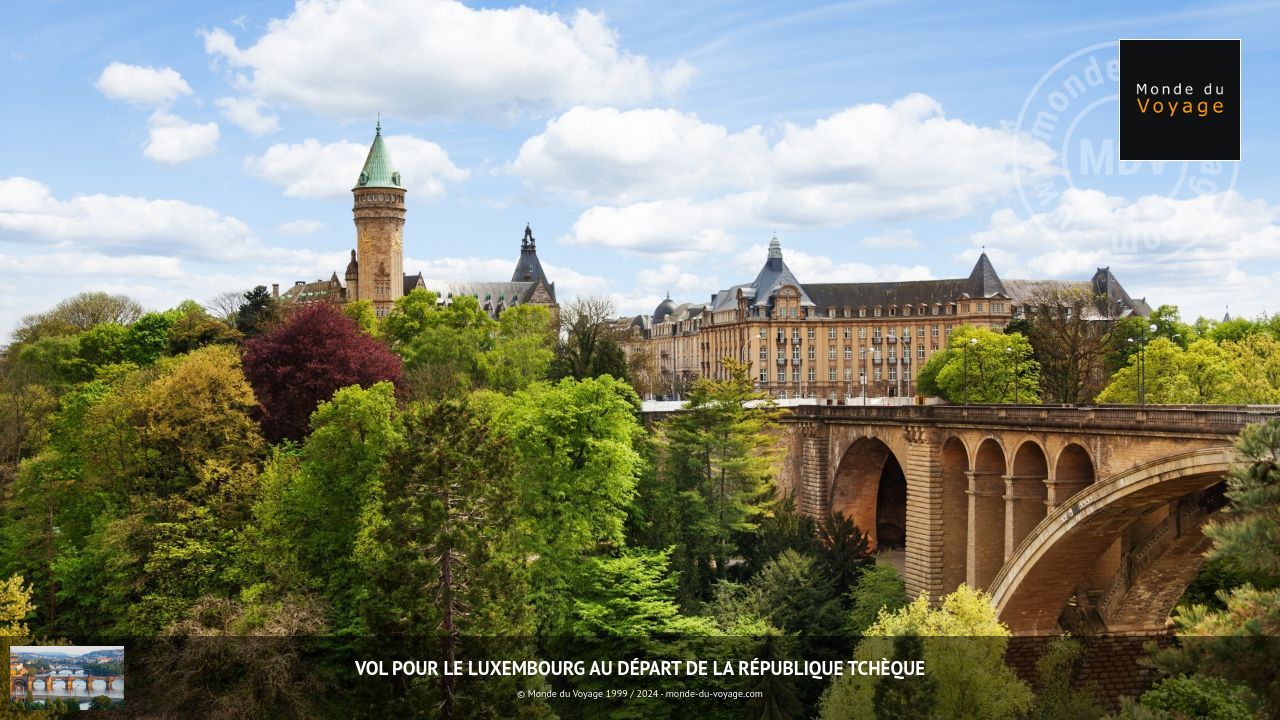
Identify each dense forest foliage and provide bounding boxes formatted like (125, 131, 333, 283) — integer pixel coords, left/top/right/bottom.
(0, 289, 1277, 718)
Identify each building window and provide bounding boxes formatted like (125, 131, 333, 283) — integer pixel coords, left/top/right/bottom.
(874, 307, 882, 317)
(904, 306, 911, 316)
(859, 307, 867, 317)
(859, 348, 867, 360)
(917, 345, 925, 358)
(844, 346, 852, 360)
(792, 347, 800, 361)
(874, 369, 882, 381)
(845, 367, 852, 381)
(807, 328, 815, 340)
(843, 327, 852, 339)
(828, 308, 835, 318)
(858, 327, 866, 339)
(828, 328, 837, 340)
(859, 369, 866, 382)
(778, 370, 786, 383)
(759, 328, 767, 339)
(873, 328, 882, 340)
(889, 368, 897, 381)
(808, 347, 816, 360)
(792, 369, 800, 383)
(931, 324, 939, 337)
(977, 302, 984, 312)
(759, 368, 768, 382)
(889, 306, 897, 316)
(917, 327, 925, 337)
(932, 343, 939, 352)
(992, 302, 1004, 312)
(945, 326, 953, 337)
(760, 347, 767, 359)
(829, 368, 837, 381)
(808, 368, 816, 381)
(828, 347, 836, 360)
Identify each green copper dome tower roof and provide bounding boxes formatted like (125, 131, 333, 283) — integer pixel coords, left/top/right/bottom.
(353, 120, 403, 190)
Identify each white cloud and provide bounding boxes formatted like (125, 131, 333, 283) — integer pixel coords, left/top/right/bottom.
(96, 62, 192, 107)
(215, 96, 279, 135)
(0, 252, 186, 279)
(530, 95, 1056, 256)
(246, 134, 468, 199)
(565, 195, 758, 260)
(144, 112, 220, 164)
(510, 106, 767, 204)
(861, 229, 920, 250)
(969, 188, 1280, 320)
(0, 176, 255, 261)
(202, 0, 691, 120)
(734, 242, 934, 284)
(635, 263, 718, 299)
(276, 219, 325, 236)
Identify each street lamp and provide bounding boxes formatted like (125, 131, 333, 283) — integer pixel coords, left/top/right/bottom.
(1006, 346, 1017, 404)
(963, 337, 978, 404)
(1129, 323, 1158, 405)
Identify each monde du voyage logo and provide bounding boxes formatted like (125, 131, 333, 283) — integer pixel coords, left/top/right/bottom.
(1120, 39, 1241, 161)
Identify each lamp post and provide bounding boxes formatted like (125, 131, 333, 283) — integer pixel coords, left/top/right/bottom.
(1006, 346, 1016, 404)
(963, 336, 978, 404)
(1128, 323, 1159, 405)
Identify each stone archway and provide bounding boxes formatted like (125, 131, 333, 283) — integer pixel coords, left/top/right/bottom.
(968, 438, 1007, 590)
(990, 447, 1235, 635)
(830, 437, 908, 558)
(1050, 443, 1095, 509)
(1007, 441, 1049, 560)
(941, 436, 969, 594)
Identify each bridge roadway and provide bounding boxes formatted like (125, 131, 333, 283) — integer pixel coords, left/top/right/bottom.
(9, 673, 123, 695)
(645, 402, 1279, 635)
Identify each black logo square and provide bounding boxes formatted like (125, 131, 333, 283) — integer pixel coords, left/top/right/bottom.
(1119, 39, 1240, 161)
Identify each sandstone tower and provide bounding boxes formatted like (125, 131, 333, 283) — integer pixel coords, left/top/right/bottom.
(351, 121, 405, 318)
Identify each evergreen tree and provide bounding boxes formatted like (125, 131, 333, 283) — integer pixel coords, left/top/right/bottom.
(234, 285, 278, 336)
(661, 359, 782, 605)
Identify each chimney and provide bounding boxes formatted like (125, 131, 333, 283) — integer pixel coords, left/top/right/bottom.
(272, 283, 279, 298)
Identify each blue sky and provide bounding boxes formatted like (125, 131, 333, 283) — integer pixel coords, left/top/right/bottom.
(2, 0, 1278, 339)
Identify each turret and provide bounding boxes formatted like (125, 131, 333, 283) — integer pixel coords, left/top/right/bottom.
(352, 120, 406, 317)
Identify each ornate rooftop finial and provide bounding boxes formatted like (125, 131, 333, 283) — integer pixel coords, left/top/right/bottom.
(522, 223, 535, 249)
(376, 112, 381, 134)
(767, 235, 782, 260)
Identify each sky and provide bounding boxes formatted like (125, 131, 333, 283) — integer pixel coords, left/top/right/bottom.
(2, 0, 1279, 340)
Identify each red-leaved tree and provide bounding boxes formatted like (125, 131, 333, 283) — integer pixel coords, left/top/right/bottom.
(242, 302, 401, 442)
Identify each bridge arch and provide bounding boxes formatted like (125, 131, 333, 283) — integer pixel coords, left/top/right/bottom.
(968, 437, 1007, 589)
(1051, 443, 1096, 508)
(940, 436, 969, 593)
(1007, 441, 1049, 560)
(990, 446, 1235, 635)
(830, 436, 907, 553)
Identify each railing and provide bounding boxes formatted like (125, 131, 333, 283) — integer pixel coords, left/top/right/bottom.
(780, 403, 1280, 434)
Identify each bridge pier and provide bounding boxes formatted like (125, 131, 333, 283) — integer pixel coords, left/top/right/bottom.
(967, 470, 1005, 590)
(1004, 473, 1048, 561)
(903, 427, 944, 601)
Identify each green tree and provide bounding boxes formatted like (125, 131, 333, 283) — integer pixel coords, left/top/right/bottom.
(75, 323, 127, 371)
(550, 296, 630, 382)
(571, 547, 714, 637)
(384, 290, 497, 399)
(485, 376, 644, 634)
(917, 326, 1038, 403)
(121, 310, 179, 365)
(13, 292, 142, 344)
(1016, 285, 1123, 403)
(1025, 635, 1105, 720)
(1096, 337, 1196, 404)
(661, 359, 782, 605)
(1222, 334, 1280, 404)
(250, 382, 399, 633)
(1119, 675, 1259, 720)
(341, 299, 377, 335)
(368, 399, 531, 718)
(478, 304, 555, 393)
(235, 285, 279, 336)
(749, 550, 845, 641)
(1153, 419, 1280, 715)
(820, 585, 1032, 720)
(165, 299, 240, 355)
(0, 574, 34, 634)
(845, 565, 907, 637)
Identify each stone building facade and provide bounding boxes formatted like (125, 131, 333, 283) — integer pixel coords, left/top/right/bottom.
(278, 123, 558, 320)
(620, 237, 1150, 400)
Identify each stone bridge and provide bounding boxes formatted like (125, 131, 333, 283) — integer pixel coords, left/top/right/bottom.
(9, 673, 123, 695)
(651, 403, 1279, 636)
